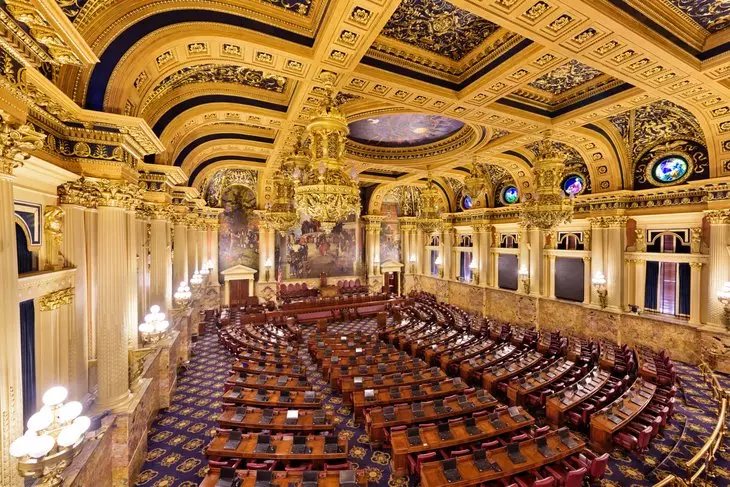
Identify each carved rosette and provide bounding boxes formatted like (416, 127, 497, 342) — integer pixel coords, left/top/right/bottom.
(0, 112, 45, 175)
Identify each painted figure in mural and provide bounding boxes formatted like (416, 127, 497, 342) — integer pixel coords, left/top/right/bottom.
(219, 185, 259, 271)
(286, 215, 357, 278)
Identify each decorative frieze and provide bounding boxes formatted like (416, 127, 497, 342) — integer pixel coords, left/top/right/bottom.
(38, 287, 74, 311)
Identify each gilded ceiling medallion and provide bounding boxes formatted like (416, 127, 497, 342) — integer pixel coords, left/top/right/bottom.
(380, 0, 501, 61)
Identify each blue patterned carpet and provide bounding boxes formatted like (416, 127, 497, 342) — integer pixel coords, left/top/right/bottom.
(134, 318, 729, 487)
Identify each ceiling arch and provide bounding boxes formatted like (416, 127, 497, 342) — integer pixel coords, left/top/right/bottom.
(178, 136, 272, 174)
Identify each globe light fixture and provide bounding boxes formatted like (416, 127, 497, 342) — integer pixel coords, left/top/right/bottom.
(138, 305, 170, 345)
(10, 386, 91, 486)
(592, 272, 608, 309)
(173, 281, 192, 307)
(716, 281, 730, 331)
(190, 270, 203, 286)
(519, 265, 530, 294)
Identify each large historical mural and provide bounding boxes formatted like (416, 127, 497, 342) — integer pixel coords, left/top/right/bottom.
(218, 185, 259, 272)
(380, 201, 401, 263)
(284, 214, 358, 279)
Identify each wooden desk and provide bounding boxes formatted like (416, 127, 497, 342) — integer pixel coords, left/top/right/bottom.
(481, 351, 543, 392)
(218, 407, 334, 432)
(419, 430, 585, 487)
(200, 469, 366, 487)
(410, 329, 462, 357)
(390, 407, 534, 477)
(636, 348, 660, 382)
(458, 344, 518, 382)
(313, 344, 394, 363)
(320, 351, 405, 377)
(506, 360, 574, 406)
(206, 432, 348, 462)
(330, 358, 428, 390)
(352, 379, 467, 422)
(423, 335, 477, 365)
(222, 388, 323, 409)
(224, 374, 311, 392)
(589, 380, 657, 452)
(439, 340, 495, 372)
(341, 368, 447, 405)
(545, 368, 611, 426)
(232, 361, 306, 378)
(237, 351, 301, 367)
(365, 390, 498, 446)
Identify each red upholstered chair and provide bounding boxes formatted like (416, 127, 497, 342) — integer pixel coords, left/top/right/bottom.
(449, 448, 472, 458)
(208, 458, 241, 469)
(543, 462, 586, 487)
(513, 471, 555, 487)
(532, 425, 551, 438)
(615, 424, 652, 452)
(284, 463, 312, 472)
(246, 460, 277, 471)
(407, 451, 438, 475)
(568, 451, 608, 483)
(566, 404, 594, 430)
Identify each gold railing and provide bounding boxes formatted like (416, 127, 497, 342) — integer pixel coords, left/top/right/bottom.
(653, 360, 728, 486)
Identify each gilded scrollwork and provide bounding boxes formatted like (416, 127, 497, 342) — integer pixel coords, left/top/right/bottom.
(38, 287, 74, 311)
(528, 60, 605, 95)
(0, 111, 45, 175)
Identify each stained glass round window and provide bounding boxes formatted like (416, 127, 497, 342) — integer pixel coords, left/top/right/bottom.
(462, 195, 473, 210)
(562, 175, 585, 196)
(652, 156, 688, 184)
(503, 186, 519, 204)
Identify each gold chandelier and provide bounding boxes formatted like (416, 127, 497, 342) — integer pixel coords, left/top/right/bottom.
(293, 73, 360, 233)
(263, 158, 299, 234)
(417, 174, 443, 233)
(520, 138, 574, 231)
(463, 155, 485, 199)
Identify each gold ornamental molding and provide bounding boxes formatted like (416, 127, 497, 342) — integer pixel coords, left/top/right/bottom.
(38, 286, 73, 311)
(0, 110, 45, 175)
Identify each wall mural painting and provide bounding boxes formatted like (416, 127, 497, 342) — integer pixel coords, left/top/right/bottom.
(218, 185, 259, 272)
(285, 213, 359, 279)
(380, 201, 401, 263)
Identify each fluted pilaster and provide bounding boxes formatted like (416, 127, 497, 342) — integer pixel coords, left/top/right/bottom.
(706, 210, 730, 325)
(172, 213, 188, 287)
(150, 208, 172, 310)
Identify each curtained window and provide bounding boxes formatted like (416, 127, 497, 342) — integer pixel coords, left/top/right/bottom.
(459, 252, 472, 281)
(644, 261, 659, 311)
(430, 250, 438, 276)
(643, 230, 692, 319)
(20, 299, 35, 425)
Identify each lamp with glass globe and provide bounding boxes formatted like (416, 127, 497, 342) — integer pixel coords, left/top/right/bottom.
(190, 270, 203, 286)
(592, 272, 608, 309)
(716, 281, 730, 331)
(10, 386, 92, 486)
(518, 265, 530, 294)
(138, 305, 170, 345)
(173, 281, 192, 307)
(199, 262, 210, 277)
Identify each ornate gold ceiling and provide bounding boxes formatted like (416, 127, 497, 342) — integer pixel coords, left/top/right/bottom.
(1, 0, 730, 211)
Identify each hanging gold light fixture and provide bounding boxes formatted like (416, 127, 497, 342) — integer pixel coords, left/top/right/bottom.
(520, 136, 573, 230)
(417, 173, 443, 233)
(263, 152, 299, 234)
(293, 72, 360, 233)
(463, 154, 485, 199)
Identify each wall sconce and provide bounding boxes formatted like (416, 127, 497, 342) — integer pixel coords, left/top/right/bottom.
(199, 262, 210, 277)
(409, 254, 416, 274)
(139, 305, 170, 346)
(190, 270, 203, 286)
(717, 281, 730, 331)
(10, 386, 92, 486)
(264, 257, 272, 282)
(372, 258, 380, 276)
(469, 259, 479, 285)
(518, 265, 530, 294)
(173, 281, 192, 307)
(434, 254, 443, 278)
(592, 272, 608, 309)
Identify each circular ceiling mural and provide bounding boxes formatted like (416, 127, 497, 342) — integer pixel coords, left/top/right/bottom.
(347, 114, 465, 148)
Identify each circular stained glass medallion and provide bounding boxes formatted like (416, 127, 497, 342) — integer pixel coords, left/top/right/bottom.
(652, 155, 689, 184)
(462, 195, 473, 210)
(503, 186, 519, 204)
(562, 175, 585, 196)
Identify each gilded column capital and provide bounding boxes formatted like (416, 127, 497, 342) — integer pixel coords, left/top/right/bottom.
(94, 179, 143, 210)
(588, 217, 609, 228)
(169, 206, 189, 226)
(472, 223, 492, 233)
(582, 256, 591, 264)
(43, 205, 63, 246)
(689, 261, 704, 270)
(605, 215, 629, 228)
(0, 112, 45, 176)
(705, 209, 730, 225)
(38, 287, 74, 311)
(58, 177, 97, 207)
(136, 203, 153, 221)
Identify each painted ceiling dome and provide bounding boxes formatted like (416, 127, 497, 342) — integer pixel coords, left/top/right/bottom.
(347, 114, 465, 148)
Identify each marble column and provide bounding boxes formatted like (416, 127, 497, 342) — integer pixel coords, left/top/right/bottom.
(134, 211, 147, 328)
(266, 226, 275, 282)
(188, 216, 199, 276)
(443, 224, 453, 280)
(706, 210, 729, 326)
(0, 122, 43, 487)
(477, 225, 490, 287)
(150, 208, 172, 311)
(590, 218, 606, 306)
(198, 224, 208, 270)
(605, 216, 627, 310)
(35, 291, 74, 404)
(690, 262, 703, 324)
(127, 209, 139, 349)
(470, 225, 480, 284)
(517, 225, 530, 294)
(548, 255, 557, 298)
(257, 222, 269, 284)
(416, 227, 424, 275)
(58, 190, 89, 398)
(209, 221, 220, 280)
(528, 227, 544, 296)
(582, 257, 592, 305)
(95, 183, 135, 411)
(634, 259, 646, 311)
(84, 208, 98, 367)
(172, 214, 188, 287)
